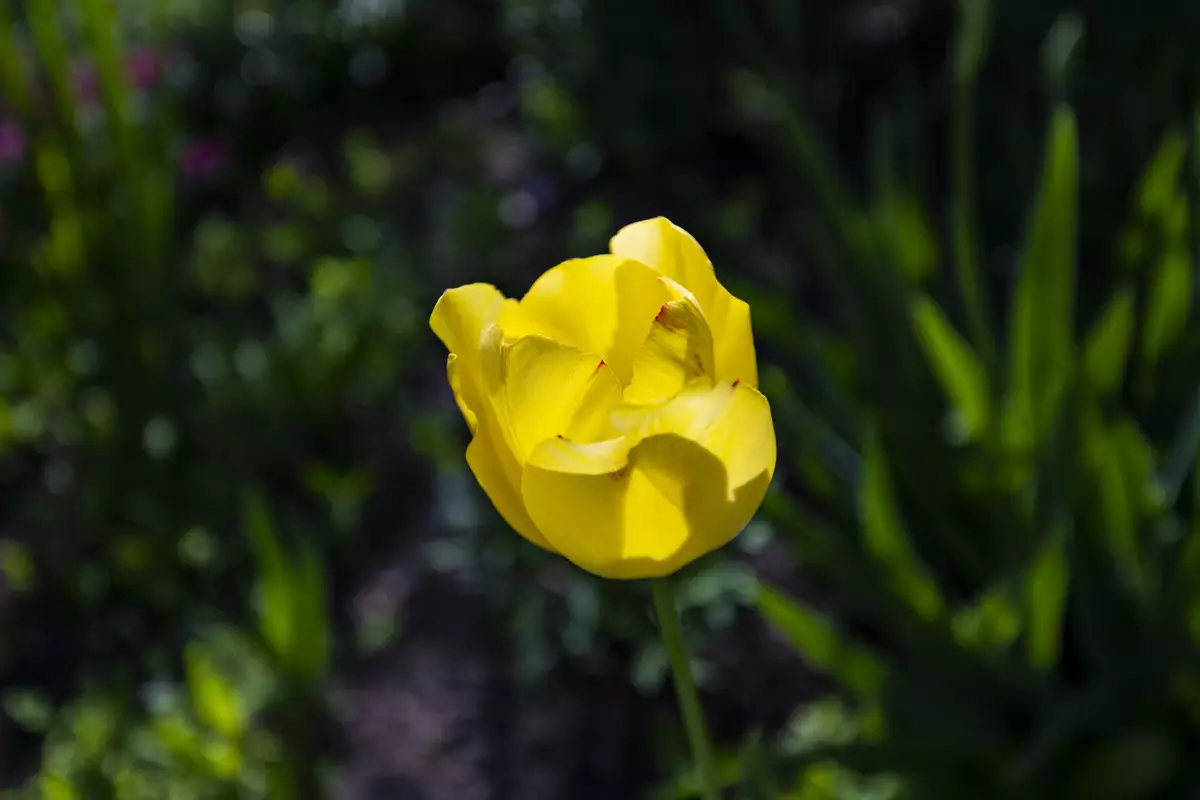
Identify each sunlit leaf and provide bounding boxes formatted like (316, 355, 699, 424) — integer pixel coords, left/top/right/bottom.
(1024, 533, 1069, 669)
(245, 491, 295, 666)
(1133, 130, 1187, 223)
(185, 643, 245, 738)
(1007, 104, 1078, 451)
(756, 582, 885, 697)
(1141, 242, 1192, 367)
(1082, 289, 1134, 395)
(952, 584, 1021, 653)
(910, 295, 990, 439)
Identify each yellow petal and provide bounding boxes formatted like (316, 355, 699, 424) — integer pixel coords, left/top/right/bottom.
(499, 255, 670, 384)
(610, 218, 759, 387)
(466, 429, 552, 551)
(623, 296, 715, 407)
(430, 284, 513, 422)
(521, 381, 776, 578)
(431, 286, 578, 554)
(480, 329, 624, 461)
(446, 354, 477, 434)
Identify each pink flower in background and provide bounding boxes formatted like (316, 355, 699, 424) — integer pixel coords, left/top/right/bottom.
(126, 49, 160, 89)
(0, 120, 24, 164)
(181, 138, 227, 181)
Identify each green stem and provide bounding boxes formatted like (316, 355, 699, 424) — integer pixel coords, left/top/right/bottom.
(652, 577, 720, 800)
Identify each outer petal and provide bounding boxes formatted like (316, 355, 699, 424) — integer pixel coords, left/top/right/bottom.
(431, 286, 551, 549)
(610, 218, 759, 388)
(466, 429, 546, 549)
(458, 327, 623, 553)
(430, 284, 513, 423)
(521, 381, 776, 578)
(499, 255, 671, 384)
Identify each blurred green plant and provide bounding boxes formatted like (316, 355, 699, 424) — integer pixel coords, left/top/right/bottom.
(670, 2, 1200, 798)
(8, 0, 1200, 796)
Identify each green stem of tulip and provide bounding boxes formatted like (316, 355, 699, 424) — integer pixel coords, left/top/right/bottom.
(652, 577, 720, 800)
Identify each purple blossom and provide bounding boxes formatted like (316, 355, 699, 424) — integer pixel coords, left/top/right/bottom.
(0, 120, 24, 163)
(180, 138, 227, 181)
(126, 49, 160, 90)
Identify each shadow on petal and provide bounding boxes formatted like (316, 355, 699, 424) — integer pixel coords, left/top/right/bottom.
(523, 434, 773, 579)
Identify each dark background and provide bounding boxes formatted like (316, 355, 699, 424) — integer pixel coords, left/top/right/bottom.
(2, 0, 1199, 797)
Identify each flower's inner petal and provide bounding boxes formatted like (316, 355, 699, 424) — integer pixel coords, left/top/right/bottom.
(609, 218, 759, 387)
(499, 255, 670, 385)
(623, 295, 715, 407)
(480, 329, 624, 463)
(521, 381, 776, 578)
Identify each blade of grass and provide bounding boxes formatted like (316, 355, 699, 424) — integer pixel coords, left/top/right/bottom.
(1024, 528, 1069, 669)
(1006, 103, 1079, 452)
(1083, 288, 1135, 396)
(909, 294, 991, 440)
(245, 491, 296, 668)
(1140, 241, 1192, 369)
(950, 0, 997, 370)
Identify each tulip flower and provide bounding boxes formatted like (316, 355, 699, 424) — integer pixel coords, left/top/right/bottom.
(430, 217, 776, 578)
(432, 217, 773, 798)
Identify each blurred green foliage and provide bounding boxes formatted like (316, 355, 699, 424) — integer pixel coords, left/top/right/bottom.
(4, 0, 1200, 797)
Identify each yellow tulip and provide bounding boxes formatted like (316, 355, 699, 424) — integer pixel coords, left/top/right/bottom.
(430, 217, 776, 578)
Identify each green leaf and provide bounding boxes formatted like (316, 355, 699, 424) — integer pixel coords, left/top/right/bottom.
(1082, 289, 1134, 395)
(245, 491, 295, 666)
(184, 643, 245, 739)
(245, 491, 331, 684)
(3, 689, 53, 732)
(755, 582, 885, 697)
(1141, 241, 1192, 366)
(952, 585, 1021, 653)
(953, 0, 991, 80)
(294, 543, 331, 684)
(1170, 447, 1200, 634)
(1133, 130, 1187, 223)
(860, 429, 944, 619)
(38, 773, 80, 800)
(909, 295, 990, 439)
(1007, 104, 1079, 451)
(1024, 534, 1069, 668)
(880, 194, 940, 284)
(1085, 416, 1155, 595)
(1041, 13, 1084, 100)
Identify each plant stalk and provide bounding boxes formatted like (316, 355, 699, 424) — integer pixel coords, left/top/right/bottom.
(652, 577, 720, 800)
